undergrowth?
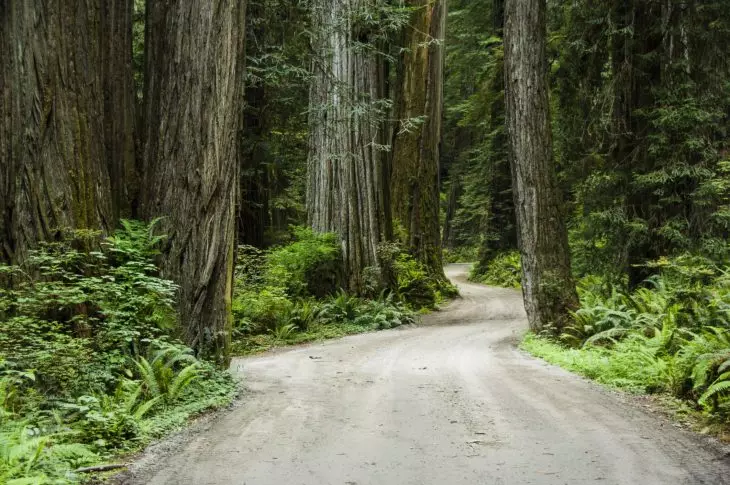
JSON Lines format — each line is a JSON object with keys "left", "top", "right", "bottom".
{"left": 442, "top": 246, "right": 479, "bottom": 264}
{"left": 522, "top": 254, "right": 730, "bottom": 432}
{"left": 470, "top": 250, "right": 522, "bottom": 288}
{"left": 231, "top": 227, "right": 452, "bottom": 354}
{"left": 0, "top": 222, "right": 236, "bottom": 484}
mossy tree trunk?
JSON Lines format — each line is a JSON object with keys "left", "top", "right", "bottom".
{"left": 390, "top": 0, "right": 447, "bottom": 279}
{"left": 306, "top": 0, "right": 390, "bottom": 294}
{"left": 0, "top": 1, "right": 134, "bottom": 264}
{"left": 504, "top": 0, "right": 578, "bottom": 332}
{"left": 141, "top": 0, "right": 246, "bottom": 365}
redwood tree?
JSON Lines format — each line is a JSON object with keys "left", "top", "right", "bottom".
{"left": 390, "top": 0, "right": 447, "bottom": 279}
{"left": 307, "top": 0, "right": 390, "bottom": 293}
{"left": 503, "top": 0, "right": 578, "bottom": 332}
{"left": 141, "top": 0, "right": 246, "bottom": 364}
{"left": 0, "top": 1, "right": 134, "bottom": 264}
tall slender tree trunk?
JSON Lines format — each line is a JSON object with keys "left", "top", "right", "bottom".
{"left": 239, "top": 83, "right": 270, "bottom": 249}
{"left": 390, "top": 0, "right": 447, "bottom": 279}
{"left": 239, "top": 1, "right": 271, "bottom": 249}
{"left": 1, "top": 1, "right": 133, "bottom": 264}
{"left": 503, "top": 0, "right": 578, "bottom": 332}
{"left": 141, "top": 0, "right": 246, "bottom": 365}
{"left": 441, "top": 177, "right": 461, "bottom": 249}
{"left": 307, "top": 0, "right": 389, "bottom": 293}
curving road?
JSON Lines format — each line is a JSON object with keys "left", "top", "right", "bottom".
{"left": 120, "top": 264, "right": 730, "bottom": 485}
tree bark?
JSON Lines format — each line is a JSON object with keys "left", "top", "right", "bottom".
{"left": 307, "top": 0, "right": 389, "bottom": 293}
{"left": 503, "top": 0, "right": 578, "bottom": 332}
{"left": 390, "top": 0, "right": 447, "bottom": 279}
{"left": 0, "top": 1, "right": 133, "bottom": 264}
{"left": 101, "top": 1, "right": 138, "bottom": 219}
{"left": 441, "top": 177, "right": 461, "bottom": 249}
{"left": 141, "top": 0, "right": 246, "bottom": 365}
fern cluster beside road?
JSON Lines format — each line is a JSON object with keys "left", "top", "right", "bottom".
{"left": 0, "top": 224, "right": 449, "bottom": 484}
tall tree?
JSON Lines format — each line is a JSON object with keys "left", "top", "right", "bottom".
{"left": 503, "top": 0, "right": 578, "bottom": 332}
{"left": 141, "top": 0, "right": 246, "bottom": 364}
{"left": 307, "top": 0, "right": 391, "bottom": 293}
{"left": 0, "top": 1, "right": 134, "bottom": 264}
{"left": 390, "top": 0, "right": 447, "bottom": 279}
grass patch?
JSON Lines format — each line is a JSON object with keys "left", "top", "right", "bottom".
{"left": 520, "top": 333, "right": 661, "bottom": 393}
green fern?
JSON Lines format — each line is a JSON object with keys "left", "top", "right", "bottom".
{"left": 167, "top": 365, "right": 199, "bottom": 401}
{"left": 133, "top": 343, "right": 201, "bottom": 404}
{"left": 269, "top": 322, "right": 298, "bottom": 341}
{"left": 699, "top": 372, "right": 730, "bottom": 408}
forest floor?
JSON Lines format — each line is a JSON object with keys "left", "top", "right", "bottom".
{"left": 115, "top": 265, "right": 730, "bottom": 485}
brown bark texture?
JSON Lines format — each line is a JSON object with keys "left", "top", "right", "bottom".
{"left": 141, "top": 0, "right": 246, "bottom": 365}
{"left": 101, "top": 0, "right": 137, "bottom": 219}
{"left": 390, "top": 0, "right": 447, "bottom": 279}
{"left": 307, "top": 0, "right": 389, "bottom": 293}
{"left": 0, "top": 1, "right": 134, "bottom": 264}
{"left": 503, "top": 0, "right": 578, "bottom": 332}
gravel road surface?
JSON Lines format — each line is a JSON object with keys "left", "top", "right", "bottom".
{"left": 119, "top": 264, "right": 730, "bottom": 485}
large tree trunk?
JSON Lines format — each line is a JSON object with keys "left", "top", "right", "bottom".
{"left": 503, "top": 0, "right": 578, "bottom": 332}
{"left": 141, "top": 0, "right": 246, "bottom": 365}
{"left": 307, "top": 0, "right": 389, "bottom": 293}
{"left": 390, "top": 0, "right": 447, "bottom": 279}
{"left": 0, "top": 1, "right": 133, "bottom": 264}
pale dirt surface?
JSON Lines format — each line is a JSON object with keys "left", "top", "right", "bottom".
{"left": 117, "top": 264, "right": 730, "bottom": 485}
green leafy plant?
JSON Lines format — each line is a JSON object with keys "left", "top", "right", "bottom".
{"left": 264, "top": 227, "right": 340, "bottom": 298}
{"left": 269, "top": 322, "right": 299, "bottom": 342}
{"left": 471, "top": 251, "right": 521, "bottom": 289}
{"left": 0, "top": 222, "right": 237, "bottom": 482}
{"left": 319, "top": 290, "right": 360, "bottom": 325}
{"left": 133, "top": 342, "right": 200, "bottom": 404}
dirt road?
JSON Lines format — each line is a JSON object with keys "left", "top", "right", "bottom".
{"left": 121, "top": 265, "right": 730, "bottom": 484}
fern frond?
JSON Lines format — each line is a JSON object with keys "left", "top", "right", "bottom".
{"left": 167, "top": 364, "right": 200, "bottom": 401}
{"left": 134, "top": 395, "right": 163, "bottom": 420}
{"left": 699, "top": 379, "right": 730, "bottom": 406}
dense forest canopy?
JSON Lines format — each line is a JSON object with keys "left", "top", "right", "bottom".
{"left": 2, "top": 0, "right": 730, "bottom": 481}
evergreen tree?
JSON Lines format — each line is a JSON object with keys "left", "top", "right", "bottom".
{"left": 390, "top": 0, "right": 447, "bottom": 280}
{"left": 0, "top": 1, "right": 134, "bottom": 265}
{"left": 306, "top": 0, "right": 400, "bottom": 293}
{"left": 504, "top": 0, "right": 578, "bottom": 331}
{"left": 140, "top": 0, "right": 247, "bottom": 364}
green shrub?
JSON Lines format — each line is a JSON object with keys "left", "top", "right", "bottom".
{"left": 0, "top": 223, "right": 237, "bottom": 483}
{"left": 442, "top": 246, "right": 479, "bottom": 263}
{"left": 376, "top": 242, "right": 455, "bottom": 309}
{"left": 232, "top": 287, "right": 294, "bottom": 334}
{"left": 264, "top": 226, "right": 340, "bottom": 298}
{"left": 0, "top": 224, "right": 177, "bottom": 399}
{"left": 230, "top": 229, "right": 429, "bottom": 354}
{"left": 354, "top": 292, "right": 416, "bottom": 329}
{"left": 319, "top": 290, "right": 361, "bottom": 325}
{"left": 471, "top": 251, "right": 522, "bottom": 288}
